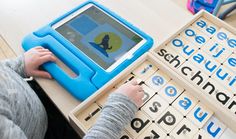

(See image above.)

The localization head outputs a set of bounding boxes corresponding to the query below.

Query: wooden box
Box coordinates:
[69,11,236,139]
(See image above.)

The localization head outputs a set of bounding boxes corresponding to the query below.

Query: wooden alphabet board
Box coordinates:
[69,11,236,139]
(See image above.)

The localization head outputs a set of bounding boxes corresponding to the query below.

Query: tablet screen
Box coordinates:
[55,5,143,70]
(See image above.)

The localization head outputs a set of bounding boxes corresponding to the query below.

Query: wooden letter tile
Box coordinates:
[172,91,198,116]
[132,61,158,81]
[137,123,167,139]
[125,110,151,138]
[76,103,102,130]
[142,94,169,120]
[156,107,183,133]
[170,118,199,139]
[187,102,213,128]
[192,17,219,37]
[145,70,171,92]
[158,80,184,104]
[203,116,226,138]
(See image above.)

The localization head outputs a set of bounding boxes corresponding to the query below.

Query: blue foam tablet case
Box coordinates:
[22,0,153,101]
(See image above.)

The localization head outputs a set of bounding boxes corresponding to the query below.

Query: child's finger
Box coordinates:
[32,70,52,79]
[130,80,138,85]
[39,52,53,57]
[136,94,144,107]
[38,48,51,53]
[138,87,144,93]
[137,88,144,96]
[39,55,57,65]
[139,90,144,99]
[136,85,143,92]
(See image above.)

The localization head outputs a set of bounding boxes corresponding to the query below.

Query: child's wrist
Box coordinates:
[107,93,138,114]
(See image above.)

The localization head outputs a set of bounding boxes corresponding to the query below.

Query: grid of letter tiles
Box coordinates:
[76,60,236,138]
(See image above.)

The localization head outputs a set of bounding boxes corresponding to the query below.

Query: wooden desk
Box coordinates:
[2,0,233,119]
[0,36,16,59]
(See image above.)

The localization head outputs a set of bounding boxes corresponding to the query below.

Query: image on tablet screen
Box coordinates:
[55,5,143,70]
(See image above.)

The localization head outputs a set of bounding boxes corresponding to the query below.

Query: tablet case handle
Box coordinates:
[22,33,97,100]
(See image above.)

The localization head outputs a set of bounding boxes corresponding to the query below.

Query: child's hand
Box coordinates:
[24,46,56,79]
[116,80,144,107]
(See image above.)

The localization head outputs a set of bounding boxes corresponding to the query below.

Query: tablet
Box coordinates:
[22,1,153,100]
[52,4,146,71]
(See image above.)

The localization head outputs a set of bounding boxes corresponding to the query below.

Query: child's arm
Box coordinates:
[1,55,27,78]
[1,46,56,78]
[84,80,144,139]
[0,87,28,139]
[0,115,27,139]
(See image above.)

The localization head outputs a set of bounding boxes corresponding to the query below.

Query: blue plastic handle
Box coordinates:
[22,34,97,100]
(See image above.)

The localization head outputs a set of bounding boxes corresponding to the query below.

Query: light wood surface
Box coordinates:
[0,35,16,60]
[0,35,16,59]
[0,0,235,120]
